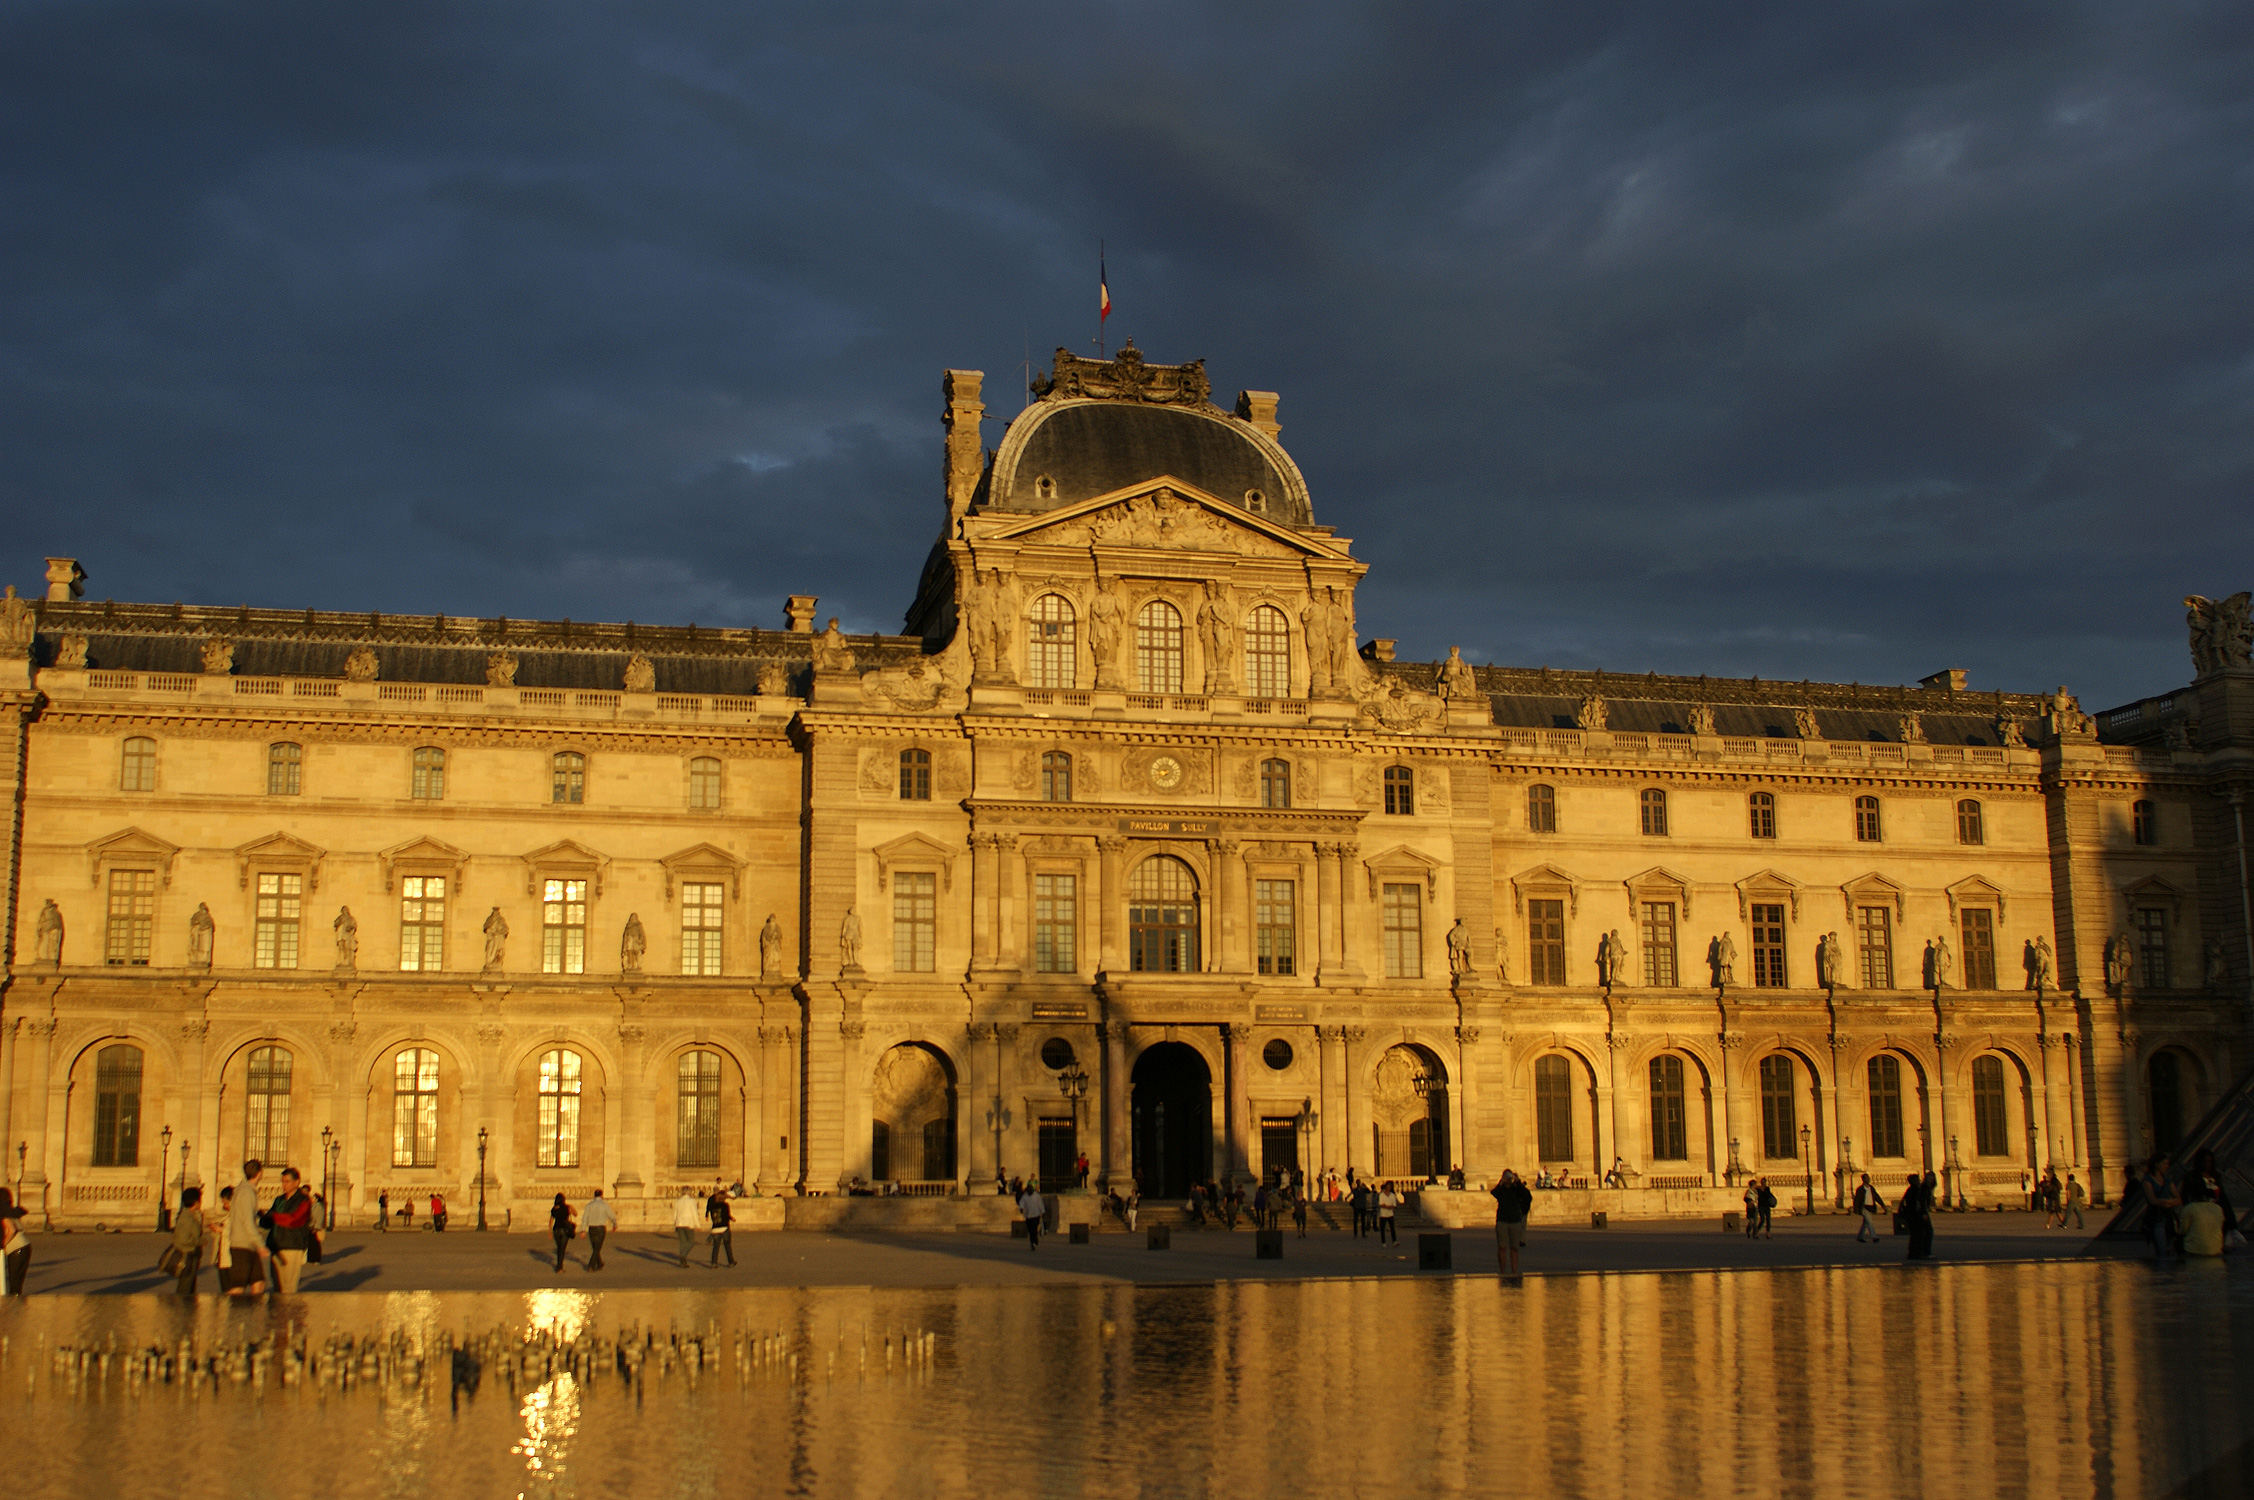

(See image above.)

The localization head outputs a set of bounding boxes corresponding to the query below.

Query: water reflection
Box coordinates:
[2,1262,2247,1499]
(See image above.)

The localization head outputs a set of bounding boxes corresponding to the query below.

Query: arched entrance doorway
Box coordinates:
[871,1043,958,1184]
[1373,1044,1449,1182]
[1131,1042,1212,1197]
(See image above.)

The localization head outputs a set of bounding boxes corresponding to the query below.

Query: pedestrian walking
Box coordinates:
[429,1193,448,1232]
[266,1167,319,1293]
[1852,1174,1884,1241]
[1376,1183,1400,1244]
[226,1161,268,1297]
[376,1190,389,1232]
[2061,1173,2085,1230]
[205,1187,232,1290]
[581,1189,614,1269]
[0,1188,31,1296]
[671,1187,702,1265]
[167,1186,207,1295]
[1126,1185,1140,1232]
[2136,1155,2180,1262]
[707,1187,736,1267]
[1755,1178,1777,1239]
[1293,1187,1310,1238]
[1743,1181,1761,1237]
[1074,1152,1090,1190]
[548,1193,576,1270]
[2040,1169,2063,1227]
[1018,1182,1045,1249]
[1902,1171,1936,1262]
[1492,1169,1533,1276]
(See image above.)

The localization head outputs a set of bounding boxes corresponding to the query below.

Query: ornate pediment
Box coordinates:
[1509,861,1581,916]
[1363,844,1442,900]
[872,832,959,893]
[1842,871,1906,921]
[234,831,326,891]
[2121,875,2184,918]
[1624,866,1695,919]
[660,842,745,901]
[87,826,181,887]
[984,479,1343,560]
[521,839,610,898]
[1030,341,1215,407]
[378,835,468,893]
[1944,875,2007,923]
[1735,869,1804,922]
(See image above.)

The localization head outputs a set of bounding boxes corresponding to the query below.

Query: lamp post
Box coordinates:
[1800,1123,1814,1217]
[1726,1137,1743,1188]
[1410,1069,1437,1183]
[1057,1063,1090,1190]
[320,1126,334,1231]
[157,1124,174,1232]
[1295,1097,1319,1192]
[328,1134,342,1230]
[1948,1133,1964,1211]
[1839,1134,1853,1208]
[476,1126,490,1231]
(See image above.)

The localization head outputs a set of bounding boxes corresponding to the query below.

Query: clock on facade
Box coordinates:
[1148,755,1185,791]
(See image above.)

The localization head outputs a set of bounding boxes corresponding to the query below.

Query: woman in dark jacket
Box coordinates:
[266,1168,319,1293]
[548,1194,576,1271]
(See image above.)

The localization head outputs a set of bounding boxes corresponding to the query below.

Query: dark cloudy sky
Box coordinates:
[6,3,2250,707]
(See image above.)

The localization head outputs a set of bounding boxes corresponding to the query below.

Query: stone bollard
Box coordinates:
[1147,1223,1171,1250]
[1722,1211,1742,1233]
[1417,1233,1453,1270]
[1010,1219,1028,1238]
[1069,1222,1090,1245]
[1590,1211,1608,1229]
[1255,1229,1284,1259]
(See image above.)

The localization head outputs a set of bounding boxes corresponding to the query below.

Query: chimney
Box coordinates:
[1360,638,1396,664]
[45,557,85,602]
[784,596,819,634]
[942,369,984,521]
[1919,668,1968,693]
[1235,390,1281,440]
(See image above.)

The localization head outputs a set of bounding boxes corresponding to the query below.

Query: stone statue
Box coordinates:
[1996,717,2026,749]
[1575,695,1608,732]
[1921,939,1939,990]
[333,906,358,970]
[621,912,646,973]
[1439,646,1479,702]
[839,908,864,970]
[760,912,784,978]
[812,618,857,675]
[482,907,509,973]
[2104,933,2133,992]
[188,902,214,970]
[0,586,33,648]
[1301,587,1353,693]
[343,645,380,683]
[1934,931,1954,989]
[2047,687,2091,738]
[1795,708,1822,740]
[1708,933,1736,988]
[2024,936,2056,994]
[486,651,519,687]
[622,654,656,693]
[1197,579,1238,695]
[1817,931,1843,990]
[1687,703,1717,735]
[1494,924,1510,984]
[34,898,63,966]
[757,661,790,696]
[1611,929,1629,984]
[1087,576,1127,689]
[1446,918,1474,977]
[56,634,89,669]
[200,638,234,676]
[2184,592,2253,675]
[1595,930,1617,988]
[1898,713,1925,744]
[2206,938,2229,988]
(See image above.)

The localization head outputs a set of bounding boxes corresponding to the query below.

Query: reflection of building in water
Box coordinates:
[2,348,2248,1225]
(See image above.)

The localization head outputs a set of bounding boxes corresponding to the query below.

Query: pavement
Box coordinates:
[5,1210,2124,1295]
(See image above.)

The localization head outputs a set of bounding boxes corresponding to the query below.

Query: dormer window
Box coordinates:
[1244,489,1266,513]
[1034,474,1056,503]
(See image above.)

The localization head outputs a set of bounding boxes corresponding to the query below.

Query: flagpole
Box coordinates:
[1097,241,1107,358]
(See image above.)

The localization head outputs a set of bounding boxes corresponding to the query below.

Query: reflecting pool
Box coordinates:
[4,1260,2248,1498]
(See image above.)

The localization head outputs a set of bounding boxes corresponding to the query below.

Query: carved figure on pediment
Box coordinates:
[34,898,62,966]
[1795,708,1821,739]
[1197,579,1238,694]
[1708,933,1736,988]
[55,634,89,669]
[759,913,783,978]
[1363,677,1440,732]
[188,902,214,970]
[333,906,358,970]
[2104,932,2132,993]
[200,638,234,676]
[840,908,864,970]
[862,659,947,712]
[757,662,791,696]
[2185,592,2253,675]
[1439,646,1480,702]
[1087,576,1127,690]
[1996,717,2026,748]
[813,618,857,674]
[482,907,509,973]
[622,654,657,693]
[2206,939,2228,987]
[0,586,31,648]
[344,645,380,683]
[1898,713,1925,744]
[621,912,646,973]
[1687,703,1717,735]
[486,651,518,687]
[1576,695,1608,732]
[1447,918,1474,977]
[2164,719,2194,751]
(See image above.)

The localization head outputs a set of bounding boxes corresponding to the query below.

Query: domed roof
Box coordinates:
[985,345,1313,525]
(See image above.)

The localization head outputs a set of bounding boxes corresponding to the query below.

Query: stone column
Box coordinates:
[1826,1037,1848,1208]
[1342,1025,1368,1180]
[1718,1031,1746,1186]
[2062,1032,2085,1169]
[1318,1025,1347,1176]
[327,1020,360,1216]
[0,1016,18,1174]
[187,1018,219,1195]
[993,1024,1020,1181]
[775,1023,801,1189]
[22,1016,55,1220]
[1209,838,1244,973]
[1096,837,1127,973]
[1455,1025,1482,1180]
[2037,1032,2066,1173]
[961,1023,990,1189]
[1935,1033,1966,1207]
[1222,1024,1251,1183]
[1099,1021,1129,1190]
[995,834,1021,973]
[1314,843,1344,982]
[1604,1032,1632,1182]
[613,1024,648,1200]
[840,1020,870,1186]
[970,835,1000,971]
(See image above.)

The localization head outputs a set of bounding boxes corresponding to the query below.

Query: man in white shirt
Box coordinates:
[580,1189,615,1270]
[227,1160,268,1296]
[1017,1183,1045,1250]
[670,1187,702,1266]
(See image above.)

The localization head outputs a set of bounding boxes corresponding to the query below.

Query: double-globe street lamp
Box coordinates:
[157,1125,174,1232]
[1056,1064,1090,1190]
[477,1126,490,1231]
[320,1126,335,1231]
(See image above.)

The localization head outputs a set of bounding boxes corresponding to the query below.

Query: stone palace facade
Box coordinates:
[3,343,2250,1228]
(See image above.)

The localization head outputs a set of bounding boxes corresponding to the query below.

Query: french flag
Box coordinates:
[1100,252,1110,324]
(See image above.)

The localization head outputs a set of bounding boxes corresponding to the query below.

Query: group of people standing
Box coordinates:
[1347,1181,1403,1242]
[2134,1149,2242,1261]
[156,1159,324,1296]
[2032,1168,2088,1229]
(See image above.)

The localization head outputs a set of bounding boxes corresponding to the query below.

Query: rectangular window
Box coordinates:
[104,868,156,966]
[1255,879,1296,976]
[681,882,724,976]
[411,747,446,800]
[541,878,587,975]
[1639,901,1677,987]
[1527,898,1566,985]
[893,871,936,973]
[1748,792,1776,840]
[1534,1056,1575,1162]
[1960,908,1996,989]
[2136,907,2169,988]
[392,1049,440,1168]
[1750,903,1787,988]
[1759,1055,1798,1160]
[1648,1055,1688,1161]
[1260,759,1291,809]
[120,737,157,791]
[399,876,446,972]
[1033,873,1076,974]
[1854,796,1882,842]
[92,1047,143,1167]
[1381,883,1422,979]
[267,742,302,795]
[1857,905,1893,988]
[254,872,302,969]
[688,758,723,810]
[1972,1057,2009,1157]
[1867,1055,1905,1159]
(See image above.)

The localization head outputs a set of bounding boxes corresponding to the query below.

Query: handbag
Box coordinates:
[158,1245,185,1276]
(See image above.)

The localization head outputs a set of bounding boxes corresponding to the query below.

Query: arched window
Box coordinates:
[246,1046,292,1162]
[92,1043,143,1167]
[1041,751,1072,802]
[1971,1055,2008,1156]
[2133,799,2158,846]
[1025,594,1077,690]
[1260,758,1291,809]
[2149,1052,2186,1154]
[1384,765,1415,816]
[1748,791,1776,840]
[267,742,303,795]
[392,1048,439,1167]
[1759,1055,1797,1160]
[898,748,931,801]
[411,746,446,800]
[1527,783,1557,833]
[1854,795,1882,842]
[1649,1054,1688,1161]
[552,751,585,804]
[1640,787,1668,837]
[1244,605,1291,698]
[1534,1055,1575,1162]
[1867,1054,1905,1159]
[1135,600,1184,694]
[688,756,723,810]
[537,1048,583,1168]
[676,1049,722,1168]
[120,736,157,791]
[1127,856,1199,973]
[1956,799,1984,846]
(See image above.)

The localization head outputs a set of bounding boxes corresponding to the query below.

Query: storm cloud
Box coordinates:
[5,1,2249,706]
